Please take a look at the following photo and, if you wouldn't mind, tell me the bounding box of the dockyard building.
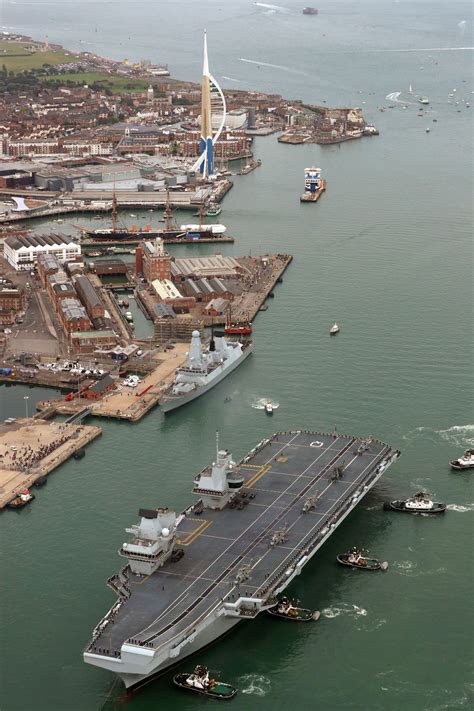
[58,298,91,333]
[142,239,171,283]
[74,276,106,321]
[170,255,246,282]
[0,283,26,325]
[70,329,118,354]
[4,234,81,271]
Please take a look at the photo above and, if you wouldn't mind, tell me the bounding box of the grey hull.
[160,346,252,413]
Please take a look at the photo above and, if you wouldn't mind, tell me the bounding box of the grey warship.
[84,430,400,689]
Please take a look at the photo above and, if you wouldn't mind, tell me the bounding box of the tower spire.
[203,29,209,76]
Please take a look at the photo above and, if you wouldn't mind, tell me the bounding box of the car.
[4,329,12,335]
[136,349,143,357]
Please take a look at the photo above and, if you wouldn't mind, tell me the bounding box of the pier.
[0,418,102,509]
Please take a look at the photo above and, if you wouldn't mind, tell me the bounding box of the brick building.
[58,298,91,333]
[142,239,171,283]
[0,283,26,325]
[74,276,105,321]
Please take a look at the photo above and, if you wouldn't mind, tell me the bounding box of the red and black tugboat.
[7,488,35,509]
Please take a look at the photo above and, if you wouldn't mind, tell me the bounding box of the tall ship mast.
[84,430,400,689]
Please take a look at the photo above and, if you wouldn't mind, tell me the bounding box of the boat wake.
[251,397,280,410]
[239,674,271,696]
[403,424,474,447]
[446,503,474,513]
[222,76,242,83]
[385,91,402,102]
[254,2,290,13]
[321,602,367,619]
[239,57,308,76]
[393,560,447,577]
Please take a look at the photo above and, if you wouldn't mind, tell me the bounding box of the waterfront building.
[4,234,81,271]
[74,276,106,321]
[0,283,26,325]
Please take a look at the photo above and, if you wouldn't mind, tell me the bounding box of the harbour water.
[1,1,473,709]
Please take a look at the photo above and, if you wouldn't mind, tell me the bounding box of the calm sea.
[0,1,473,709]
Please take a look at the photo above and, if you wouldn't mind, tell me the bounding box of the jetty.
[0,418,102,509]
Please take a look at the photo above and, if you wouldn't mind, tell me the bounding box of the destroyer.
[84,430,399,689]
[160,330,252,413]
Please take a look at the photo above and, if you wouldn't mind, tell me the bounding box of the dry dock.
[0,418,101,509]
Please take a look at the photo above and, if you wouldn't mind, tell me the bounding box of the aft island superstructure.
[84,430,400,689]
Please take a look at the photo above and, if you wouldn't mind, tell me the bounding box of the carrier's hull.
[84,430,400,690]
[160,345,252,413]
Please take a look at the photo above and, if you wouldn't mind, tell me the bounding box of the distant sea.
[0,2,473,710]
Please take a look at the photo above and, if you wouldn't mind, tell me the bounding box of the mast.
[111,192,117,233]
[163,187,177,231]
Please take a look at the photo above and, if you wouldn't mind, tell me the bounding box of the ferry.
[300,167,326,203]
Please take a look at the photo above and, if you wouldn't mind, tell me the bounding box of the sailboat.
[409,84,413,94]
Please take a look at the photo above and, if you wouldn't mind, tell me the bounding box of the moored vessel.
[418,96,430,105]
[160,330,252,413]
[383,491,446,514]
[224,308,252,336]
[7,488,35,509]
[330,323,340,335]
[450,449,474,471]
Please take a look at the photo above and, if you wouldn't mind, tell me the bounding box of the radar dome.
[192,330,200,337]
[161,527,170,537]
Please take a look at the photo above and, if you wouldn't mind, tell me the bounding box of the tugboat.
[7,488,35,509]
[267,596,320,621]
[265,402,274,415]
[450,449,474,471]
[337,547,388,571]
[383,491,446,514]
[330,323,340,335]
[173,665,237,699]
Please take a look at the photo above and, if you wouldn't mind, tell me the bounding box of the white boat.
[418,97,429,105]
[330,323,340,335]
[160,330,252,413]
[125,311,133,322]
[265,403,274,415]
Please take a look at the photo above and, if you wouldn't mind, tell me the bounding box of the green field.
[0,41,73,72]
[42,71,151,93]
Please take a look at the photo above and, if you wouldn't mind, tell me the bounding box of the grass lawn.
[42,71,151,93]
[0,41,73,72]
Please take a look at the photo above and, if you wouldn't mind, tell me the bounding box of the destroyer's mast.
[111,192,117,233]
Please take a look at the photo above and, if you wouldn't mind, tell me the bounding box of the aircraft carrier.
[84,430,400,689]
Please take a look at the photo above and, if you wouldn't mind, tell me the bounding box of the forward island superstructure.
[84,430,400,689]
[160,330,252,413]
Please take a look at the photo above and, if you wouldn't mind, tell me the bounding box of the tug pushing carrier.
[84,430,400,689]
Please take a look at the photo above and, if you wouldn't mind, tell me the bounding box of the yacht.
[330,323,340,335]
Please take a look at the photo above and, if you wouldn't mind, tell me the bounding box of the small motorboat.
[125,311,133,322]
[267,597,320,621]
[418,96,430,105]
[383,491,446,514]
[337,548,388,571]
[450,449,474,471]
[426,127,430,133]
[265,403,274,415]
[224,396,232,403]
[173,665,237,699]
[7,488,35,509]
[330,323,340,335]
[34,476,47,488]
[73,448,85,460]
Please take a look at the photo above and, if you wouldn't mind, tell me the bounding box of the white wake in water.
[254,2,290,13]
[239,674,271,696]
[403,424,474,447]
[322,603,367,619]
[222,76,242,83]
[446,503,474,513]
[251,397,280,410]
[239,57,308,76]
[385,91,402,102]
